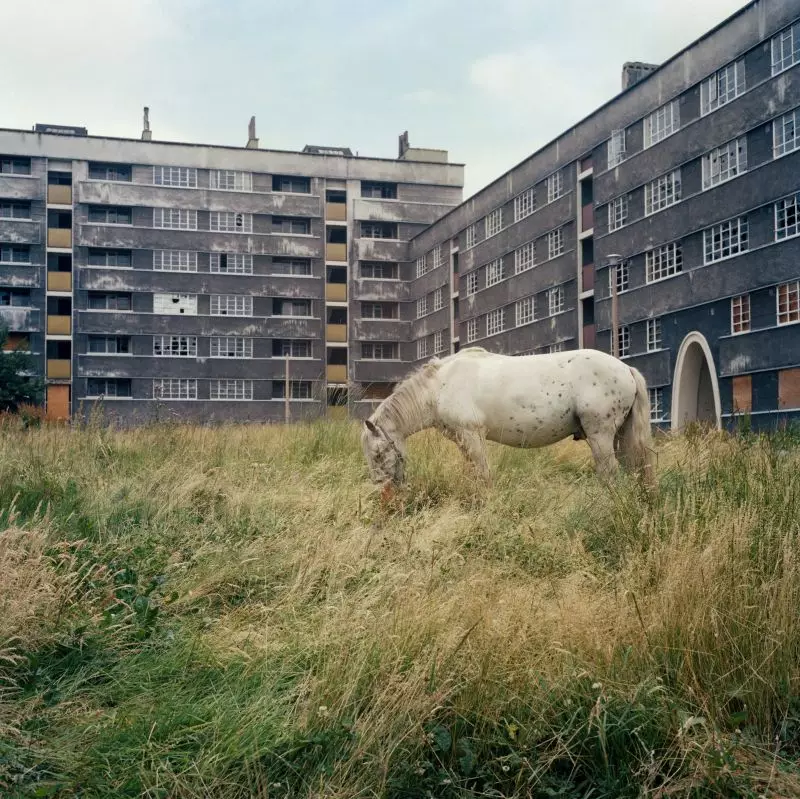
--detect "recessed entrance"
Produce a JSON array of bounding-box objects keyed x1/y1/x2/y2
[{"x1": 671, "y1": 332, "x2": 721, "y2": 430}]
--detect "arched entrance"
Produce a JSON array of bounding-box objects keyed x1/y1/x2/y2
[{"x1": 671, "y1": 332, "x2": 722, "y2": 430}]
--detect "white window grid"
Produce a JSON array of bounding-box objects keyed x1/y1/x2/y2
[
  {"x1": 702, "y1": 138, "x2": 747, "y2": 189},
  {"x1": 700, "y1": 60, "x2": 745, "y2": 115},
  {"x1": 153, "y1": 378, "x2": 197, "y2": 400},
  {"x1": 609, "y1": 260, "x2": 629, "y2": 293},
  {"x1": 703, "y1": 217, "x2": 749, "y2": 264},
  {"x1": 433, "y1": 288, "x2": 444, "y2": 311},
  {"x1": 432, "y1": 245, "x2": 443, "y2": 269},
  {"x1": 210, "y1": 295, "x2": 253, "y2": 317},
  {"x1": 515, "y1": 296, "x2": 534, "y2": 326},
  {"x1": 774, "y1": 108, "x2": 800, "y2": 158},
  {"x1": 210, "y1": 253, "x2": 254, "y2": 274},
  {"x1": 548, "y1": 228, "x2": 564, "y2": 260},
  {"x1": 777, "y1": 281, "x2": 800, "y2": 325},
  {"x1": 608, "y1": 195, "x2": 629, "y2": 232},
  {"x1": 416, "y1": 256, "x2": 426, "y2": 278},
  {"x1": 645, "y1": 170, "x2": 681, "y2": 215},
  {"x1": 416, "y1": 296, "x2": 428, "y2": 318},
  {"x1": 153, "y1": 250, "x2": 197, "y2": 272},
  {"x1": 153, "y1": 335, "x2": 197, "y2": 357},
  {"x1": 277, "y1": 340, "x2": 311, "y2": 358},
  {"x1": 772, "y1": 22, "x2": 800, "y2": 76},
  {"x1": 153, "y1": 208, "x2": 197, "y2": 230},
  {"x1": 153, "y1": 293, "x2": 197, "y2": 315},
  {"x1": 210, "y1": 337, "x2": 253, "y2": 358},
  {"x1": 648, "y1": 387, "x2": 665, "y2": 422},
  {"x1": 210, "y1": 170, "x2": 252, "y2": 192},
  {"x1": 466, "y1": 318, "x2": 478, "y2": 343},
  {"x1": 548, "y1": 342, "x2": 566, "y2": 354},
  {"x1": 417, "y1": 337, "x2": 429, "y2": 360},
  {"x1": 514, "y1": 188, "x2": 535, "y2": 222},
  {"x1": 210, "y1": 379, "x2": 253, "y2": 401},
  {"x1": 273, "y1": 258, "x2": 312, "y2": 276},
  {"x1": 776, "y1": 192, "x2": 800, "y2": 240},
  {"x1": 548, "y1": 286, "x2": 564, "y2": 316},
  {"x1": 547, "y1": 171, "x2": 563, "y2": 203},
  {"x1": 646, "y1": 243, "x2": 682, "y2": 283},
  {"x1": 361, "y1": 302, "x2": 386, "y2": 319},
  {"x1": 485, "y1": 208, "x2": 503, "y2": 238},
  {"x1": 486, "y1": 308, "x2": 504, "y2": 337},
  {"x1": 607, "y1": 129, "x2": 626, "y2": 168},
  {"x1": 646, "y1": 318, "x2": 662, "y2": 352},
  {"x1": 434, "y1": 330, "x2": 445, "y2": 354},
  {"x1": 514, "y1": 242, "x2": 535, "y2": 274},
  {"x1": 152, "y1": 166, "x2": 197, "y2": 188},
  {"x1": 210, "y1": 211, "x2": 252, "y2": 233},
  {"x1": 466, "y1": 271, "x2": 479, "y2": 296},
  {"x1": 486, "y1": 259, "x2": 504, "y2": 286},
  {"x1": 466, "y1": 224, "x2": 477, "y2": 249},
  {"x1": 276, "y1": 299, "x2": 311, "y2": 317},
  {"x1": 618, "y1": 325, "x2": 631, "y2": 357},
  {"x1": 362, "y1": 342, "x2": 397, "y2": 360},
  {"x1": 731, "y1": 295, "x2": 750, "y2": 334},
  {"x1": 644, "y1": 100, "x2": 679, "y2": 148}
]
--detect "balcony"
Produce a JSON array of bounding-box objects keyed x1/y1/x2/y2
[
  {"x1": 326, "y1": 202, "x2": 346, "y2": 221},
  {"x1": 326, "y1": 364, "x2": 348, "y2": 383},
  {"x1": 47, "y1": 359, "x2": 71, "y2": 379},
  {"x1": 326, "y1": 242, "x2": 347, "y2": 262},
  {"x1": 581, "y1": 264, "x2": 595, "y2": 292},
  {"x1": 47, "y1": 315, "x2": 71, "y2": 335},
  {"x1": 47, "y1": 272, "x2": 72, "y2": 292},
  {"x1": 48, "y1": 228, "x2": 72, "y2": 249},
  {"x1": 326, "y1": 323, "x2": 347, "y2": 342},
  {"x1": 326, "y1": 283, "x2": 347, "y2": 302},
  {"x1": 0, "y1": 306, "x2": 39, "y2": 331},
  {"x1": 48, "y1": 185, "x2": 72, "y2": 205}
]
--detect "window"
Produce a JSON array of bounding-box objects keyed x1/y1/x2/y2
[
  {"x1": 210, "y1": 379, "x2": 253, "y2": 400},
  {"x1": 210, "y1": 294, "x2": 252, "y2": 317},
  {"x1": 485, "y1": 208, "x2": 503, "y2": 238},
  {"x1": 466, "y1": 318, "x2": 478, "y2": 343},
  {"x1": 88, "y1": 163, "x2": 131, "y2": 182},
  {"x1": 272, "y1": 258, "x2": 312, "y2": 276},
  {"x1": 514, "y1": 188, "x2": 535, "y2": 222},
  {"x1": 88, "y1": 206, "x2": 132, "y2": 225},
  {"x1": 778, "y1": 281, "x2": 800, "y2": 325},
  {"x1": 644, "y1": 100, "x2": 679, "y2": 148},
  {"x1": 548, "y1": 342, "x2": 566, "y2": 354},
  {"x1": 703, "y1": 217, "x2": 749, "y2": 263},
  {"x1": 154, "y1": 208, "x2": 198, "y2": 230},
  {"x1": 210, "y1": 253, "x2": 253, "y2": 274},
  {"x1": 486, "y1": 259, "x2": 504, "y2": 286},
  {"x1": 772, "y1": 22, "x2": 800, "y2": 75},
  {"x1": 87, "y1": 336, "x2": 130, "y2": 354},
  {"x1": 645, "y1": 170, "x2": 681, "y2": 215},
  {"x1": 607, "y1": 129, "x2": 626, "y2": 168},
  {"x1": 466, "y1": 224, "x2": 477, "y2": 249},
  {"x1": 274, "y1": 339, "x2": 311, "y2": 358},
  {"x1": 417, "y1": 296, "x2": 428, "y2": 318},
  {"x1": 514, "y1": 242, "x2": 535, "y2": 274},
  {"x1": 0, "y1": 157, "x2": 31, "y2": 175},
  {"x1": 153, "y1": 335, "x2": 197, "y2": 357},
  {"x1": 548, "y1": 228, "x2": 564, "y2": 259},
  {"x1": 648, "y1": 387, "x2": 665, "y2": 422},
  {"x1": 486, "y1": 308, "x2": 504, "y2": 337},
  {"x1": 647, "y1": 318, "x2": 662, "y2": 352},
  {"x1": 211, "y1": 211, "x2": 253, "y2": 233},
  {"x1": 608, "y1": 195, "x2": 629, "y2": 232},
  {"x1": 361, "y1": 302, "x2": 398, "y2": 319},
  {"x1": 153, "y1": 166, "x2": 197, "y2": 188},
  {"x1": 609, "y1": 260, "x2": 629, "y2": 293},
  {"x1": 466, "y1": 272, "x2": 479, "y2": 296},
  {"x1": 210, "y1": 337, "x2": 253, "y2": 358},
  {"x1": 702, "y1": 138, "x2": 747, "y2": 189},
  {"x1": 617, "y1": 325, "x2": 631, "y2": 357},
  {"x1": 361, "y1": 261, "x2": 398, "y2": 279},
  {"x1": 416, "y1": 256, "x2": 427, "y2": 278},
  {"x1": 646, "y1": 243, "x2": 682, "y2": 283},
  {"x1": 432, "y1": 245, "x2": 444, "y2": 269},
  {"x1": 361, "y1": 181, "x2": 397, "y2": 199},
  {"x1": 361, "y1": 222, "x2": 397, "y2": 239},
  {"x1": 153, "y1": 293, "x2": 197, "y2": 315},
  {"x1": 516, "y1": 296, "x2": 534, "y2": 326},
  {"x1": 87, "y1": 248, "x2": 131, "y2": 268},
  {"x1": 433, "y1": 288, "x2": 444, "y2": 312},
  {"x1": 153, "y1": 378, "x2": 197, "y2": 400},
  {"x1": 210, "y1": 170, "x2": 252, "y2": 192},
  {"x1": 272, "y1": 175, "x2": 310, "y2": 193},
  {"x1": 776, "y1": 192, "x2": 800, "y2": 240},
  {"x1": 547, "y1": 172, "x2": 563, "y2": 203},
  {"x1": 361, "y1": 342, "x2": 398, "y2": 360},
  {"x1": 87, "y1": 378, "x2": 131, "y2": 397},
  {"x1": 774, "y1": 108, "x2": 800, "y2": 158},
  {"x1": 0, "y1": 290, "x2": 31, "y2": 307},
  {"x1": 731, "y1": 295, "x2": 750, "y2": 334},
  {"x1": 274, "y1": 298, "x2": 311, "y2": 317},
  {"x1": 0, "y1": 245, "x2": 31, "y2": 264},
  {"x1": 0, "y1": 201, "x2": 31, "y2": 219},
  {"x1": 548, "y1": 286, "x2": 564, "y2": 316},
  {"x1": 273, "y1": 380, "x2": 313, "y2": 400},
  {"x1": 417, "y1": 337, "x2": 429, "y2": 360},
  {"x1": 434, "y1": 330, "x2": 445, "y2": 354},
  {"x1": 88, "y1": 292, "x2": 131, "y2": 311},
  {"x1": 701, "y1": 60, "x2": 745, "y2": 114},
  {"x1": 153, "y1": 250, "x2": 197, "y2": 272}
]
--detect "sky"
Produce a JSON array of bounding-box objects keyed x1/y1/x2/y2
[{"x1": 3, "y1": 0, "x2": 751, "y2": 198}]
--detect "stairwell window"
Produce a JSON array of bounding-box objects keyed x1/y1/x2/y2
[{"x1": 644, "y1": 99, "x2": 679, "y2": 148}]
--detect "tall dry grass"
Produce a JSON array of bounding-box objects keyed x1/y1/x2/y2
[{"x1": 1, "y1": 418, "x2": 800, "y2": 797}]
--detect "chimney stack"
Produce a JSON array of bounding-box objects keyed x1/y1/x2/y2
[
  {"x1": 141, "y1": 106, "x2": 152, "y2": 141},
  {"x1": 246, "y1": 116, "x2": 259, "y2": 149}
]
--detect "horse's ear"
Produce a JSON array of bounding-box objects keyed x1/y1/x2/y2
[{"x1": 365, "y1": 419, "x2": 379, "y2": 436}]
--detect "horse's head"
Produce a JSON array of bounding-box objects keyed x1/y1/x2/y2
[{"x1": 361, "y1": 418, "x2": 405, "y2": 487}]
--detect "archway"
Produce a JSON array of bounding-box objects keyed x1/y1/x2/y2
[{"x1": 671, "y1": 332, "x2": 722, "y2": 430}]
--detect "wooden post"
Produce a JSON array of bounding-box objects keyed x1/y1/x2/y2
[
  {"x1": 608, "y1": 254, "x2": 621, "y2": 358},
  {"x1": 284, "y1": 356, "x2": 290, "y2": 424}
]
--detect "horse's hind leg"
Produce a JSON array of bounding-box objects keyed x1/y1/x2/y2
[
  {"x1": 585, "y1": 429, "x2": 619, "y2": 482},
  {"x1": 444, "y1": 427, "x2": 491, "y2": 485}
]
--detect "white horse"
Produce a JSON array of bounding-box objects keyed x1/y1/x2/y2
[{"x1": 361, "y1": 347, "x2": 655, "y2": 491}]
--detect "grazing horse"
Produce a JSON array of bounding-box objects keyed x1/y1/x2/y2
[{"x1": 361, "y1": 347, "x2": 655, "y2": 491}]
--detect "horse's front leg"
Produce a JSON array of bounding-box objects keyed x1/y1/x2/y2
[{"x1": 446, "y1": 428, "x2": 491, "y2": 486}]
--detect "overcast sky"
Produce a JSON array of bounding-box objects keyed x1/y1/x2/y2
[{"x1": 3, "y1": 0, "x2": 750, "y2": 197}]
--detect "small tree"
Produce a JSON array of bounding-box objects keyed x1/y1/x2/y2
[{"x1": 0, "y1": 325, "x2": 44, "y2": 412}]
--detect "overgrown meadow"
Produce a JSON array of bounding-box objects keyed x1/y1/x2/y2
[{"x1": 2, "y1": 417, "x2": 800, "y2": 798}]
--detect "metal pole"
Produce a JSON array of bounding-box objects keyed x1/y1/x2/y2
[
  {"x1": 284, "y1": 356, "x2": 290, "y2": 424},
  {"x1": 608, "y1": 254, "x2": 621, "y2": 358}
]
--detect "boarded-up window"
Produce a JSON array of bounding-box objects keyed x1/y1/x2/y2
[
  {"x1": 778, "y1": 368, "x2": 800, "y2": 409},
  {"x1": 732, "y1": 375, "x2": 752, "y2": 413}
]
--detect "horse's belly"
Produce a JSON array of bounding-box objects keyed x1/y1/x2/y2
[{"x1": 485, "y1": 407, "x2": 576, "y2": 447}]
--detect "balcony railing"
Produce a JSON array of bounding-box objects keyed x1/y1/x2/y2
[
  {"x1": 326, "y1": 364, "x2": 348, "y2": 383},
  {"x1": 48, "y1": 228, "x2": 72, "y2": 248},
  {"x1": 326, "y1": 242, "x2": 347, "y2": 262},
  {"x1": 326, "y1": 323, "x2": 347, "y2": 342},
  {"x1": 325, "y1": 283, "x2": 347, "y2": 302},
  {"x1": 47, "y1": 314, "x2": 71, "y2": 335},
  {"x1": 47, "y1": 359, "x2": 71, "y2": 379},
  {"x1": 47, "y1": 185, "x2": 72, "y2": 205},
  {"x1": 326, "y1": 202, "x2": 346, "y2": 221},
  {"x1": 47, "y1": 272, "x2": 72, "y2": 292}
]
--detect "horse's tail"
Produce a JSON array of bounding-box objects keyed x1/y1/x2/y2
[{"x1": 616, "y1": 365, "x2": 656, "y2": 489}]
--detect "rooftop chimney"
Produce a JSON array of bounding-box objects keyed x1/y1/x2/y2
[
  {"x1": 621, "y1": 62, "x2": 659, "y2": 91},
  {"x1": 398, "y1": 130, "x2": 410, "y2": 159},
  {"x1": 246, "y1": 116, "x2": 259, "y2": 149},
  {"x1": 141, "y1": 106, "x2": 152, "y2": 141}
]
